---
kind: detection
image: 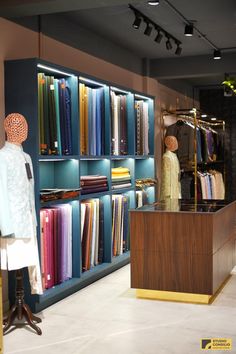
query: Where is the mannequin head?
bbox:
[164,135,178,152]
[4,113,28,145]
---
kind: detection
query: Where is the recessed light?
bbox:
[148,1,160,5]
[201,114,207,118]
[211,118,217,121]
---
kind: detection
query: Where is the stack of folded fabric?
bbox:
[80,175,108,195]
[111,167,132,190]
[40,188,81,202]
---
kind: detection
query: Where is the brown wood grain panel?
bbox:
[213,203,236,253]
[213,234,235,292]
[131,250,212,294]
[130,250,144,289]
[130,211,145,251]
[130,212,213,255]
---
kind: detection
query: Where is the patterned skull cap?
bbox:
[164,135,178,152]
[4,113,28,144]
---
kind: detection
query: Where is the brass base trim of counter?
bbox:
[136,275,232,304]
[136,289,212,304]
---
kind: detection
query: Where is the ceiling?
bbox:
[63,0,236,59]
[2,0,236,86]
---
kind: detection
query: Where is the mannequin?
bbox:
[160,135,181,200]
[0,113,42,334]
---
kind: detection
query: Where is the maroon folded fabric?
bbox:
[81,178,107,186]
[81,186,109,195]
[82,183,108,190]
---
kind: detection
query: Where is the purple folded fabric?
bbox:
[81,186,109,195]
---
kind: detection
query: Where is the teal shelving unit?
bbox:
[4,58,156,312]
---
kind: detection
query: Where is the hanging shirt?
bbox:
[0,142,42,294]
[0,142,37,238]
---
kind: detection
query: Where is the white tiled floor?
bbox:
[3,265,236,354]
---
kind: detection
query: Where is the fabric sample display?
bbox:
[112,195,129,256]
[160,150,181,200]
[80,175,108,195]
[38,73,72,155]
[110,91,128,155]
[135,100,149,155]
[79,83,105,156]
[136,190,148,208]
[111,167,132,190]
[40,204,73,290]
[81,199,104,271]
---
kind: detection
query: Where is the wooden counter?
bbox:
[130,200,236,303]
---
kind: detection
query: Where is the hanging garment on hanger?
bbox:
[196,128,203,163]
[199,128,209,163]
[180,173,194,199]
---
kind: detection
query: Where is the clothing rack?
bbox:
[161,108,226,201]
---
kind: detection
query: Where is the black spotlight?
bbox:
[175,44,182,55]
[144,21,152,36]
[166,38,172,50]
[184,23,193,36]
[154,30,163,43]
[133,15,142,29]
[214,49,221,60]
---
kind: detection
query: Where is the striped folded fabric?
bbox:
[80,175,108,195]
[112,167,131,190]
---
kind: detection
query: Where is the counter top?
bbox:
[133,199,235,213]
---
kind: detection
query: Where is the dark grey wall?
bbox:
[200,88,236,199]
[159,79,194,102]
